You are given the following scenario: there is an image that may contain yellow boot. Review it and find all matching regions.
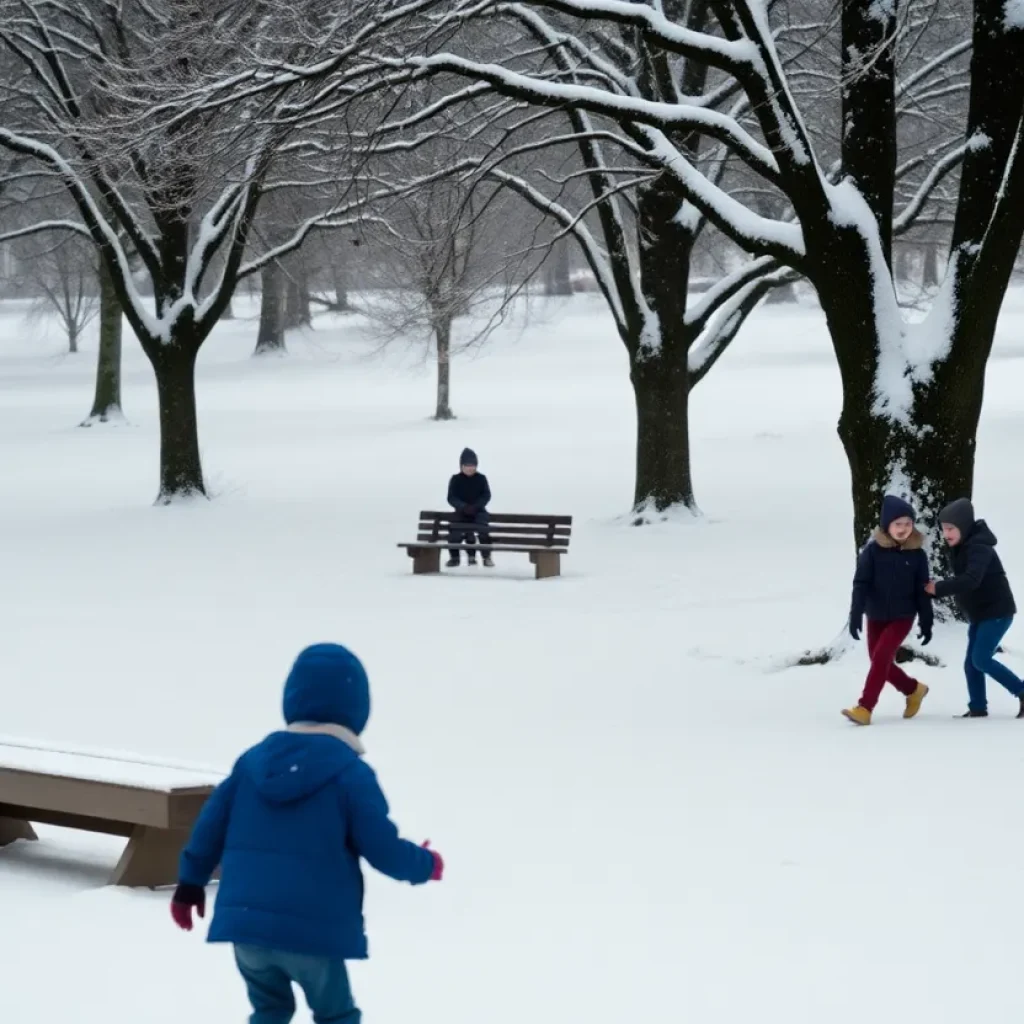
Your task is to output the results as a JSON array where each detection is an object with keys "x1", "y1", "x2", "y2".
[
  {"x1": 842, "y1": 705, "x2": 872, "y2": 726},
  {"x1": 904, "y1": 682, "x2": 929, "y2": 719}
]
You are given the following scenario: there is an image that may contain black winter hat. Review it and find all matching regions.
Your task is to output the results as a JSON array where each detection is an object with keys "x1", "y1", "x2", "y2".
[
  {"x1": 939, "y1": 497, "x2": 975, "y2": 535},
  {"x1": 460, "y1": 448, "x2": 478, "y2": 467},
  {"x1": 881, "y1": 495, "x2": 916, "y2": 531}
]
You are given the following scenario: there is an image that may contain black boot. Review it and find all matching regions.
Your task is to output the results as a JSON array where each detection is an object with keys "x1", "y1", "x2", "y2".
[
  {"x1": 467, "y1": 554, "x2": 478, "y2": 566},
  {"x1": 1017, "y1": 696, "x2": 1024, "y2": 719},
  {"x1": 958, "y1": 708, "x2": 989, "y2": 718},
  {"x1": 446, "y1": 553, "x2": 460, "y2": 568}
]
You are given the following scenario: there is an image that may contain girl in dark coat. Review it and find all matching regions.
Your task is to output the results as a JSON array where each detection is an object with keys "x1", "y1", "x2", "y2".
[
  {"x1": 926, "y1": 498, "x2": 1024, "y2": 718},
  {"x1": 844, "y1": 495, "x2": 933, "y2": 726}
]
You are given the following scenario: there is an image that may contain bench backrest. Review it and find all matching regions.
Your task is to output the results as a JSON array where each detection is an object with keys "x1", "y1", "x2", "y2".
[{"x1": 417, "y1": 511, "x2": 572, "y2": 548}]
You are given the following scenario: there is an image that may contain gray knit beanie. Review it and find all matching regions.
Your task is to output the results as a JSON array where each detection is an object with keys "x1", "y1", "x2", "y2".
[{"x1": 938, "y1": 497, "x2": 975, "y2": 535}]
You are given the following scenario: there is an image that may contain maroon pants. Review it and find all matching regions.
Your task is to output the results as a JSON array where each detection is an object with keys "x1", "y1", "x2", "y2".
[{"x1": 859, "y1": 618, "x2": 917, "y2": 711}]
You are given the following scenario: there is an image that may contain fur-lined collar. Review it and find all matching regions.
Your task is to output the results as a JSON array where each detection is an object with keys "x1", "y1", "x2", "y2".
[
  {"x1": 872, "y1": 527, "x2": 924, "y2": 551},
  {"x1": 287, "y1": 721, "x2": 365, "y2": 755}
]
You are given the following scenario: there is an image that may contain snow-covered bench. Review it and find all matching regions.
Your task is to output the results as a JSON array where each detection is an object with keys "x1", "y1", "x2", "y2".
[
  {"x1": 398, "y1": 511, "x2": 573, "y2": 579},
  {"x1": 0, "y1": 740, "x2": 221, "y2": 888}
]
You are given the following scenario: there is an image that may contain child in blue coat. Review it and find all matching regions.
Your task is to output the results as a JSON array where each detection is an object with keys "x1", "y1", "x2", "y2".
[
  {"x1": 844, "y1": 495, "x2": 933, "y2": 725},
  {"x1": 170, "y1": 643, "x2": 443, "y2": 1023}
]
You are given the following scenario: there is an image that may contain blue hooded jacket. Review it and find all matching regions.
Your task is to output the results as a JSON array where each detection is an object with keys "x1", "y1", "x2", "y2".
[{"x1": 178, "y1": 644, "x2": 434, "y2": 958}]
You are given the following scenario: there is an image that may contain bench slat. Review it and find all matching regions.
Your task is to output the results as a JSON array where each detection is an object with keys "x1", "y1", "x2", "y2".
[
  {"x1": 416, "y1": 533, "x2": 571, "y2": 547},
  {"x1": 418, "y1": 511, "x2": 572, "y2": 526},
  {"x1": 418, "y1": 523, "x2": 571, "y2": 538},
  {"x1": 398, "y1": 542, "x2": 568, "y2": 554}
]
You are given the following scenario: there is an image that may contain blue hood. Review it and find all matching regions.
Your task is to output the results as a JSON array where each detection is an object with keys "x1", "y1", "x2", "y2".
[
  {"x1": 245, "y1": 731, "x2": 356, "y2": 804},
  {"x1": 282, "y1": 643, "x2": 370, "y2": 734}
]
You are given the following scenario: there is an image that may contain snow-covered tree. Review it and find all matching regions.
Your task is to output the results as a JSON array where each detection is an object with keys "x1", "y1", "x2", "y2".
[
  {"x1": 0, "y1": 0, "x2": 429, "y2": 501},
  {"x1": 385, "y1": 0, "x2": 1023, "y2": 541}
]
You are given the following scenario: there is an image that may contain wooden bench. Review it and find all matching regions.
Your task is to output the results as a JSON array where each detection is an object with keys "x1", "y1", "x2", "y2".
[
  {"x1": 0, "y1": 740, "x2": 220, "y2": 888},
  {"x1": 398, "y1": 511, "x2": 572, "y2": 579}
]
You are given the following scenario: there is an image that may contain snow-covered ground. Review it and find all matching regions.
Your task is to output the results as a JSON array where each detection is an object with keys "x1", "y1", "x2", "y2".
[{"x1": 2, "y1": 288, "x2": 1024, "y2": 1023}]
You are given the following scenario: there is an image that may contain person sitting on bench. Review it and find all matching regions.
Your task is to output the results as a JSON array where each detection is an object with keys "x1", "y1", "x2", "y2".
[{"x1": 447, "y1": 448, "x2": 493, "y2": 568}]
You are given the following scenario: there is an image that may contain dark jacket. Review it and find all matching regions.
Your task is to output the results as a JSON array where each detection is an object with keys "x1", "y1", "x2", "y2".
[
  {"x1": 851, "y1": 528, "x2": 933, "y2": 629},
  {"x1": 933, "y1": 520, "x2": 1016, "y2": 622},
  {"x1": 178, "y1": 644, "x2": 433, "y2": 958},
  {"x1": 448, "y1": 471, "x2": 491, "y2": 513}
]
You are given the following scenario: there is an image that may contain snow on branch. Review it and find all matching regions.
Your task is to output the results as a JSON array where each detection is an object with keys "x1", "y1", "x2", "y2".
[
  {"x1": 516, "y1": 0, "x2": 757, "y2": 74},
  {"x1": 236, "y1": 159, "x2": 481, "y2": 281},
  {"x1": 688, "y1": 265, "x2": 797, "y2": 383},
  {"x1": 0, "y1": 218, "x2": 91, "y2": 244},
  {"x1": 641, "y1": 130, "x2": 805, "y2": 264},
  {"x1": 489, "y1": 167, "x2": 629, "y2": 332},
  {"x1": 684, "y1": 255, "x2": 779, "y2": 333},
  {"x1": 398, "y1": 54, "x2": 783, "y2": 186},
  {"x1": 893, "y1": 143, "x2": 970, "y2": 236}
]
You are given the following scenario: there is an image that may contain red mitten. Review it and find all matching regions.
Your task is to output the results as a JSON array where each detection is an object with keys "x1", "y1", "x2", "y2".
[
  {"x1": 422, "y1": 841, "x2": 445, "y2": 882},
  {"x1": 170, "y1": 883, "x2": 206, "y2": 931}
]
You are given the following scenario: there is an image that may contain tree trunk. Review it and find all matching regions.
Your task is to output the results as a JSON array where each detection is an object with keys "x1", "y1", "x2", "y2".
[
  {"x1": 628, "y1": 177, "x2": 698, "y2": 516},
  {"x1": 896, "y1": 246, "x2": 912, "y2": 284},
  {"x1": 221, "y1": 299, "x2": 235, "y2": 321},
  {"x1": 284, "y1": 273, "x2": 312, "y2": 330},
  {"x1": 544, "y1": 236, "x2": 573, "y2": 296},
  {"x1": 254, "y1": 260, "x2": 286, "y2": 355},
  {"x1": 630, "y1": 345, "x2": 694, "y2": 515},
  {"x1": 922, "y1": 244, "x2": 940, "y2": 288},
  {"x1": 151, "y1": 342, "x2": 205, "y2": 502},
  {"x1": 84, "y1": 259, "x2": 123, "y2": 423},
  {"x1": 434, "y1": 319, "x2": 455, "y2": 420},
  {"x1": 332, "y1": 262, "x2": 350, "y2": 312},
  {"x1": 67, "y1": 323, "x2": 79, "y2": 354},
  {"x1": 812, "y1": 229, "x2": 981, "y2": 555}
]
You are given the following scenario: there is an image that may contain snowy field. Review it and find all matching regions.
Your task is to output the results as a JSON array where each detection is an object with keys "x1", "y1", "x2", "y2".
[{"x1": 2, "y1": 287, "x2": 1024, "y2": 1023}]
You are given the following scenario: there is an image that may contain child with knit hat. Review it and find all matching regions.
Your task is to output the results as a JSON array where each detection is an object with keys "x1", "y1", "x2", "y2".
[
  {"x1": 446, "y1": 447, "x2": 493, "y2": 568},
  {"x1": 169, "y1": 643, "x2": 443, "y2": 1023},
  {"x1": 925, "y1": 498, "x2": 1024, "y2": 718},
  {"x1": 844, "y1": 495, "x2": 933, "y2": 725}
]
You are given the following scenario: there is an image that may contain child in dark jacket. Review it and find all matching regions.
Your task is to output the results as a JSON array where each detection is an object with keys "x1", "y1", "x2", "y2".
[
  {"x1": 447, "y1": 447, "x2": 493, "y2": 568},
  {"x1": 926, "y1": 498, "x2": 1024, "y2": 718},
  {"x1": 844, "y1": 495, "x2": 933, "y2": 725},
  {"x1": 170, "y1": 643, "x2": 443, "y2": 1023}
]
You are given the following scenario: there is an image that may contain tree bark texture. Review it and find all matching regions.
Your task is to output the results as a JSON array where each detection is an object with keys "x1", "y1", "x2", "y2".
[
  {"x1": 841, "y1": 0, "x2": 897, "y2": 262},
  {"x1": 85, "y1": 258, "x2": 123, "y2": 422},
  {"x1": 629, "y1": 176, "x2": 697, "y2": 513},
  {"x1": 151, "y1": 340, "x2": 205, "y2": 502}
]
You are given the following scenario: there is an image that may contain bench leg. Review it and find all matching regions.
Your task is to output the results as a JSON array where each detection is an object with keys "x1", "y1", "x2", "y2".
[
  {"x1": 0, "y1": 816, "x2": 38, "y2": 847},
  {"x1": 109, "y1": 826, "x2": 189, "y2": 888},
  {"x1": 530, "y1": 551, "x2": 561, "y2": 579},
  {"x1": 409, "y1": 547, "x2": 441, "y2": 575}
]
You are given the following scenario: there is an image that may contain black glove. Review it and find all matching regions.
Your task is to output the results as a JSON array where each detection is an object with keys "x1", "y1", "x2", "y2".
[
  {"x1": 918, "y1": 626, "x2": 932, "y2": 646},
  {"x1": 463, "y1": 505, "x2": 476, "y2": 517},
  {"x1": 849, "y1": 616, "x2": 861, "y2": 642}
]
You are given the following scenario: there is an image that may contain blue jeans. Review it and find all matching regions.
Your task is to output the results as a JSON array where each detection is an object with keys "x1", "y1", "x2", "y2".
[
  {"x1": 965, "y1": 617, "x2": 1023, "y2": 712},
  {"x1": 234, "y1": 945, "x2": 360, "y2": 1024}
]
